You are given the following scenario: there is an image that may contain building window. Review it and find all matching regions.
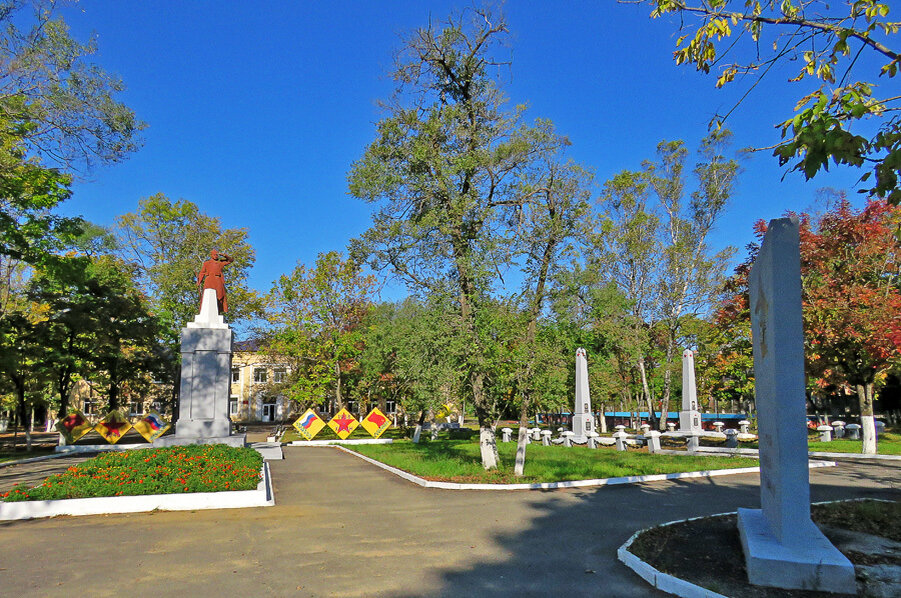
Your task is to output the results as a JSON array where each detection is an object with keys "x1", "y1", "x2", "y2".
[
  {"x1": 129, "y1": 400, "x2": 143, "y2": 417},
  {"x1": 229, "y1": 396, "x2": 239, "y2": 416},
  {"x1": 385, "y1": 400, "x2": 397, "y2": 415},
  {"x1": 83, "y1": 397, "x2": 98, "y2": 416},
  {"x1": 232, "y1": 368, "x2": 240, "y2": 383},
  {"x1": 273, "y1": 367, "x2": 287, "y2": 383},
  {"x1": 253, "y1": 367, "x2": 267, "y2": 384}
]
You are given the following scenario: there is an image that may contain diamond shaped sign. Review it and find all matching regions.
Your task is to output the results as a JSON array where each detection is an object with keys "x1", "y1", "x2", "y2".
[
  {"x1": 95, "y1": 411, "x2": 132, "y2": 444},
  {"x1": 293, "y1": 408, "x2": 326, "y2": 441},
  {"x1": 132, "y1": 411, "x2": 171, "y2": 442},
  {"x1": 56, "y1": 410, "x2": 94, "y2": 443},
  {"x1": 360, "y1": 408, "x2": 391, "y2": 439},
  {"x1": 328, "y1": 408, "x2": 359, "y2": 439}
]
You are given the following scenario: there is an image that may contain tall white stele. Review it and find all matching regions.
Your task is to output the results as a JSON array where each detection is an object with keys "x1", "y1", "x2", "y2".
[
  {"x1": 571, "y1": 348, "x2": 593, "y2": 443},
  {"x1": 737, "y1": 217, "x2": 854, "y2": 592},
  {"x1": 678, "y1": 349, "x2": 701, "y2": 433}
]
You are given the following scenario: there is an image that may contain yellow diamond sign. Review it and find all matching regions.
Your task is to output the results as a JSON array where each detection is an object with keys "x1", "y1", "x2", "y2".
[
  {"x1": 293, "y1": 408, "x2": 326, "y2": 440},
  {"x1": 328, "y1": 408, "x2": 359, "y2": 439},
  {"x1": 56, "y1": 410, "x2": 94, "y2": 443},
  {"x1": 133, "y1": 411, "x2": 171, "y2": 442},
  {"x1": 360, "y1": 408, "x2": 391, "y2": 438},
  {"x1": 95, "y1": 411, "x2": 132, "y2": 444}
]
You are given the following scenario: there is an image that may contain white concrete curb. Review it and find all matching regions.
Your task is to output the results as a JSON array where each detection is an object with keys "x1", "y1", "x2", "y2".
[
  {"x1": 808, "y1": 451, "x2": 901, "y2": 461},
  {"x1": 289, "y1": 439, "x2": 394, "y2": 446},
  {"x1": 337, "y1": 446, "x2": 836, "y2": 491},
  {"x1": 618, "y1": 512, "x2": 734, "y2": 598},
  {"x1": 0, "y1": 462, "x2": 274, "y2": 521},
  {"x1": 54, "y1": 444, "x2": 150, "y2": 454},
  {"x1": 618, "y1": 498, "x2": 896, "y2": 597}
]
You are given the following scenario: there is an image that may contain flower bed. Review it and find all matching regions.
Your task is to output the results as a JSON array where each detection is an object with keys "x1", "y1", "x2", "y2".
[{"x1": 1, "y1": 444, "x2": 262, "y2": 502}]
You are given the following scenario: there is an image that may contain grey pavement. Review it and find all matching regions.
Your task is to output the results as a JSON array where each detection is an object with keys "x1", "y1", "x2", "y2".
[{"x1": 0, "y1": 447, "x2": 898, "y2": 597}]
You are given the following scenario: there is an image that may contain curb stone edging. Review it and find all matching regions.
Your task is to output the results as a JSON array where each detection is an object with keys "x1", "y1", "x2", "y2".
[
  {"x1": 618, "y1": 498, "x2": 896, "y2": 597},
  {"x1": 336, "y1": 445, "x2": 836, "y2": 491},
  {"x1": 618, "y1": 511, "x2": 734, "y2": 598},
  {"x1": 289, "y1": 439, "x2": 394, "y2": 446},
  {"x1": 0, "y1": 462, "x2": 274, "y2": 521}
]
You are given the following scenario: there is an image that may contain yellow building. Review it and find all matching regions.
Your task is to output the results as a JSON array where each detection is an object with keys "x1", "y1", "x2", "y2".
[{"x1": 231, "y1": 340, "x2": 296, "y2": 423}]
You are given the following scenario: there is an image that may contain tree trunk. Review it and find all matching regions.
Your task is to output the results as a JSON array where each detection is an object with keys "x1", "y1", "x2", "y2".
[
  {"x1": 334, "y1": 359, "x2": 343, "y2": 411},
  {"x1": 514, "y1": 397, "x2": 529, "y2": 476},
  {"x1": 473, "y1": 381, "x2": 499, "y2": 470},
  {"x1": 412, "y1": 409, "x2": 426, "y2": 444},
  {"x1": 857, "y1": 383, "x2": 877, "y2": 455},
  {"x1": 599, "y1": 402, "x2": 607, "y2": 433}
]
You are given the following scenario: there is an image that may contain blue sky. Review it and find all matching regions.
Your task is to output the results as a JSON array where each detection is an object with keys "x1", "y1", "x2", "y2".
[{"x1": 56, "y1": 1, "x2": 872, "y2": 298}]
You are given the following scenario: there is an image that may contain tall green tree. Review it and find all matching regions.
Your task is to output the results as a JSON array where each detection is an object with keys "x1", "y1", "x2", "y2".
[
  {"x1": 589, "y1": 133, "x2": 737, "y2": 429},
  {"x1": 637, "y1": 0, "x2": 901, "y2": 202},
  {"x1": 348, "y1": 7, "x2": 566, "y2": 469},
  {"x1": 264, "y1": 251, "x2": 377, "y2": 413},
  {"x1": 115, "y1": 193, "x2": 259, "y2": 341},
  {"x1": 0, "y1": 0, "x2": 144, "y2": 172}
]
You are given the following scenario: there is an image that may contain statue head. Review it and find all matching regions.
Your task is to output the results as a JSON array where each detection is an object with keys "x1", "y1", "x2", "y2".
[{"x1": 210, "y1": 249, "x2": 219, "y2": 260}]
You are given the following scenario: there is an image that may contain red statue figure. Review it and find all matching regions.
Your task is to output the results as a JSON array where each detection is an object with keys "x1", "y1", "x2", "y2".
[{"x1": 197, "y1": 250, "x2": 233, "y2": 313}]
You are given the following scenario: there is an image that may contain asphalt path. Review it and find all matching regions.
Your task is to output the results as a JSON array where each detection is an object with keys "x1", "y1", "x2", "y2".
[{"x1": 0, "y1": 447, "x2": 898, "y2": 597}]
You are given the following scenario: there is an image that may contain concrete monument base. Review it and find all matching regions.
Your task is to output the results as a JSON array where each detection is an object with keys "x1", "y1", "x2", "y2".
[
  {"x1": 738, "y1": 507, "x2": 856, "y2": 593},
  {"x1": 678, "y1": 410, "x2": 701, "y2": 433},
  {"x1": 155, "y1": 434, "x2": 246, "y2": 448},
  {"x1": 167, "y1": 288, "x2": 245, "y2": 448}
]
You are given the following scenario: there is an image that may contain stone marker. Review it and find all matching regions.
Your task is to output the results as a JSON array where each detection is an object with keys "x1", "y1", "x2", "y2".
[
  {"x1": 571, "y1": 348, "x2": 593, "y2": 443},
  {"x1": 615, "y1": 424, "x2": 627, "y2": 434},
  {"x1": 157, "y1": 289, "x2": 244, "y2": 448},
  {"x1": 613, "y1": 430, "x2": 628, "y2": 451},
  {"x1": 831, "y1": 420, "x2": 845, "y2": 438},
  {"x1": 666, "y1": 421, "x2": 677, "y2": 433},
  {"x1": 639, "y1": 423, "x2": 651, "y2": 435},
  {"x1": 587, "y1": 431, "x2": 599, "y2": 449},
  {"x1": 685, "y1": 433, "x2": 700, "y2": 452},
  {"x1": 561, "y1": 430, "x2": 575, "y2": 447},
  {"x1": 541, "y1": 430, "x2": 552, "y2": 446},
  {"x1": 739, "y1": 420, "x2": 751, "y2": 434},
  {"x1": 646, "y1": 430, "x2": 662, "y2": 453},
  {"x1": 713, "y1": 421, "x2": 725, "y2": 433},
  {"x1": 724, "y1": 429, "x2": 739, "y2": 448},
  {"x1": 875, "y1": 420, "x2": 885, "y2": 436},
  {"x1": 679, "y1": 349, "x2": 702, "y2": 434},
  {"x1": 817, "y1": 425, "x2": 833, "y2": 443},
  {"x1": 531, "y1": 428, "x2": 542, "y2": 441},
  {"x1": 738, "y1": 217, "x2": 855, "y2": 593},
  {"x1": 845, "y1": 423, "x2": 861, "y2": 440},
  {"x1": 501, "y1": 427, "x2": 512, "y2": 442}
]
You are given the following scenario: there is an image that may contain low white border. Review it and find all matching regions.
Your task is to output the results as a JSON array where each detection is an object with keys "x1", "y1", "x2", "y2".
[
  {"x1": 617, "y1": 498, "x2": 897, "y2": 598},
  {"x1": 289, "y1": 438, "x2": 394, "y2": 446},
  {"x1": 0, "y1": 462, "x2": 274, "y2": 521},
  {"x1": 336, "y1": 445, "x2": 835, "y2": 490},
  {"x1": 618, "y1": 511, "x2": 734, "y2": 598}
]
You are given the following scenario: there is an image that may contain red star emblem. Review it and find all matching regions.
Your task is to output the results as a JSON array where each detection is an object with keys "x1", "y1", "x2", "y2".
[{"x1": 334, "y1": 413, "x2": 356, "y2": 433}]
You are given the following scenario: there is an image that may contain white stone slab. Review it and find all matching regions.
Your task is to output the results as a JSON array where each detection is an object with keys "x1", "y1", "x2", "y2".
[
  {"x1": 742, "y1": 216, "x2": 855, "y2": 592},
  {"x1": 0, "y1": 463, "x2": 273, "y2": 521}
]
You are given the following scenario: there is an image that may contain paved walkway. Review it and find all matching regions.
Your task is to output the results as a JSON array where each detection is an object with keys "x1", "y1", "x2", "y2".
[{"x1": 0, "y1": 447, "x2": 898, "y2": 597}]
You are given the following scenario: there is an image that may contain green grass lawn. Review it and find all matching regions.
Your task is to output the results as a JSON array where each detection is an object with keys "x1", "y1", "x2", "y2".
[
  {"x1": 1, "y1": 445, "x2": 263, "y2": 502},
  {"x1": 347, "y1": 439, "x2": 759, "y2": 484},
  {"x1": 808, "y1": 430, "x2": 901, "y2": 454}
]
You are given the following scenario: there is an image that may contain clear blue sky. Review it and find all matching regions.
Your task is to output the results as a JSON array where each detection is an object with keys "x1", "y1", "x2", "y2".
[{"x1": 57, "y1": 1, "x2": 869, "y2": 298}]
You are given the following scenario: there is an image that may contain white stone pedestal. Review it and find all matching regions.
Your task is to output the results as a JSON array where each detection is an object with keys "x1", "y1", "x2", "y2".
[{"x1": 156, "y1": 289, "x2": 245, "y2": 448}]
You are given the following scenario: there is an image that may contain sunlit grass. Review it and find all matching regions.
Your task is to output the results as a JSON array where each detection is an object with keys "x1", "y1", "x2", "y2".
[
  {"x1": 809, "y1": 431, "x2": 901, "y2": 455},
  {"x1": 348, "y1": 439, "x2": 759, "y2": 484}
]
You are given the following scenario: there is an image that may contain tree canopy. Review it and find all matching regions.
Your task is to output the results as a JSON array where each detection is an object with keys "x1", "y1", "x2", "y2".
[{"x1": 638, "y1": 1, "x2": 901, "y2": 202}]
